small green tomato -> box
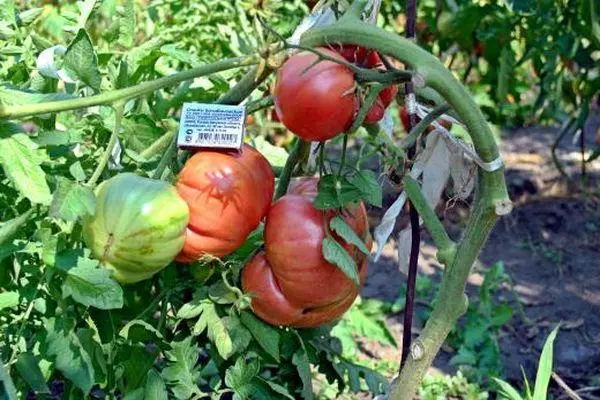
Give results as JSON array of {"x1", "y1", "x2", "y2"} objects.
[{"x1": 82, "y1": 173, "x2": 189, "y2": 284}]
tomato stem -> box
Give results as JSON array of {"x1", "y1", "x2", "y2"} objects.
[
  {"x1": 274, "y1": 138, "x2": 310, "y2": 200},
  {"x1": 400, "y1": 103, "x2": 451, "y2": 149},
  {"x1": 87, "y1": 103, "x2": 125, "y2": 187},
  {"x1": 348, "y1": 83, "x2": 385, "y2": 133},
  {"x1": 0, "y1": 56, "x2": 257, "y2": 120}
]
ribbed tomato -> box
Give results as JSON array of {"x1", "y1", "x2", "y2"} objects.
[
  {"x1": 273, "y1": 48, "x2": 357, "y2": 142},
  {"x1": 241, "y1": 178, "x2": 371, "y2": 328},
  {"x1": 82, "y1": 173, "x2": 189, "y2": 284},
  {"x1": 176, "y1": 144, "x2": 274, "y2": 262}
]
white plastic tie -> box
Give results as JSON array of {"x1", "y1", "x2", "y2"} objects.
[{"x1": 37, "y1": 45, "x2": 76, "y2": 83}]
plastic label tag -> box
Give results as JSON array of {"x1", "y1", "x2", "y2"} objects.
[{"x1": 177, "y1": 103, "x2": 245, "y2": 150}]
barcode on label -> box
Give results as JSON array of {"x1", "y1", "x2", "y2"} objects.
[{"x1": 177, "y1": 103, "x2": 246, "y2": 150}]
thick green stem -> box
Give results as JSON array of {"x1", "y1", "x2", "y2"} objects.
[
  {"x1": 348, "y1": 84, "x2": 384, "y2": 133},
  {"x1": 0, "y1": 56, "x2": 256, "y2": 120},
  {"x1": 400, "y1": 103, "x2": 451, "y2": 149},
  {"x1": 302, "y1": 21, "x2": 510, "y2": 400},
  {"x1": 274, "y1": 138, "x2": 310, "y2": 200},
  {"x1": 402, "y1": 176, "x2": 456, "y2": 265},
  {"x1": 87, "y1": 103, "x2": 125, "y2": 187},
  {"x1": 217, "y1": 65, "x2": 273, "y2": 105},
  {"x1": 246, "y1": 95, "x2": 274, "y2": 114},
  {"x1": 152, "y1": 134, "x2": 178, "y2": 180},
  {"x1": 140, "y1": 129, "x2": 176, "y2": 160}
]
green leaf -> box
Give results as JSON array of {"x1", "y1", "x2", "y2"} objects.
[
  {"x1": 348, "y1": 170, "x2": 382, "y2": 207},
  {"x1": 118, "y1": 0, "x2": 135, "y2": 47},
  {"x1": 314, "y1": 175, "x2": 363, "y2": 210},
  {"x1": 0, "y1": 209, "x2": 33, "y2": 247},
  {"x1": 492, "y1": 377, "x2": 523, "y2": 400},
  {"x1": 119, "y1": 320, "x2": 163, "y2": 343},
  {"x1": 121, "y1": 115, "x2": 162, "y2": 153},
  {"x1": 0, "y1": 134, "x2": 52, "y2": 205},
  {"x1": 223, "y1": 315, "x2": 252, "y2": 355},
  {"x1": 63, "y1": 29, "x2": 102, "y2": 90},
  {"x1": 322, "y1": 236, "x2": 359, "y2": 287},
  {"x1": 240, "y1": 311, "x2": 280, "y2": 361},
  {"x1": 74, "y1": 0, "x2": 102, "y2": 30},
  {"x1": 252, "y1": 136, "x2": 289, "y2": 168},
  {"x1": 34, "y1": 130, "x2": 82, "y2": 147},
  {"x1": 0, "y1": 87, "x2": 75, "y2": 108},
  {"x1": 50, "y1": 177, "x2": 96, "y2": 222},
  {"x1": 18, "y1": 8, "x2": 43, "y2": 25},
  {"x1": 199, "y1": 303, "x2": 233, "y2": 359},
  {"x1": 0, "y1": 291, "x2": 19, "y2": 310},
  {"x1": 62, "y1": 259, "x2": 124, "y2": 310},
  {"x1": 15, "y1": 353, "x2": 49, "y2": 394},
  {"x1": 491, "y1": 303, "x2": 513, "y2": 327},
  {"x1": 42, "y1": 317, "x2": 95, "y2": 394},
  {"x1": 257, "y1": 378, "x2": 295, "y2": 399},
  {"x1": 162, "y1": 337, "x2": 202, "y2": 400},
  {"x1": 532, "y1": 326, "x2": 560, "y2": 400},
  {"x1": 225, "y1": 357, "x2": 260, "y2": 391},
  {"x1": 0, "y1": 120, "x2": 24, "y2": 139},
  {"x1": 0, "y1": 362, "x2": 17, "y2": 400},
  {"x1": 0, "y1": 0, "x2": 16, "y2": 26},
  {"x1": 292, "y1": 349, "x2": 313, "y2": 400},
  {"x1": 450, "y1": 347, "x2": 478, "y2": 366},
  {"x1": 121, "y1": 345, "x2": 157, "y2": 393},
  {"x1": 144, "y1": 369, "x2": 168, "y2": 400},
  {"x1": 329, "y1": 216, "x2": 369, "y2": 255}
]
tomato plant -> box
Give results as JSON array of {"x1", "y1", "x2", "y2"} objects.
[
  {"x1": 175, "y1": 144, "x2": 274, "y2": 262},
  {"x1": 0, "y1": 0, "x2": 515, "y2": 399}
]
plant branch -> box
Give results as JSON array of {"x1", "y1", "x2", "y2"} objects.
[
  {"x1": 402, "y1": 176, "x2": 456, "y2": 263},
  {"x1": 1, "y1": 56, "x2": 256, "y2": 120},
  {"x1": 274, "y1": 138, "x2": 310, "y2": 200},
  {"x1": 348, "y1": 84, "x2": 385, "y2": 132},
  {"x1": 87, "y1": 103, "x2": 125, "y2": 187},
  {"x1": 246, "y1": 95, "x2": 274, "y2": 114},
  {"x1": 152, "y1": 133, "x2": 179, "y2": 180},
  {"x1": 400, "y1": 103, "x2": 451, "y2": 149}
]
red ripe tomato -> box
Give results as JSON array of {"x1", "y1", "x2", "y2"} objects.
[
  {"x1": 273, "y1": 48, "x2": 357, "y2": 142},
  {"x1": 176, "y1": 144, "x2": 274, "y2": 262},
  {"x1": 330, "y1": 44, "x2": 398, "y2": 124},
  {"x1": 241, "y1": 177, "x2": 371, "y2": 328}
]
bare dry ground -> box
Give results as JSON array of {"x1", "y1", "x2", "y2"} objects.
[{"x1": 360, "y1": 111, "x2": 600, "y2": 395}]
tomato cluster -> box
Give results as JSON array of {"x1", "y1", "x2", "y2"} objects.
[
  {"x1": 273, "y1": 45, "x2": 398, "y2": 142},
  {"x1": 241, "y1": 177, "x2": 371, "y2": 328}
]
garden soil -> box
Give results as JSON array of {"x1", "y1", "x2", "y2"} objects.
[{"x1": 359, "y1": 111, "x2": 600, "y2": 395}]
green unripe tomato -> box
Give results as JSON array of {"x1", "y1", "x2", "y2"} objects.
[{"x1": 82, "y1": 173, "x2": 189, "y2": 284}]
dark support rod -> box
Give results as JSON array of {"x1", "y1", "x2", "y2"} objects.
[{"x1": 400, "y1": 0, "x2": 420, "y2": 369}]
